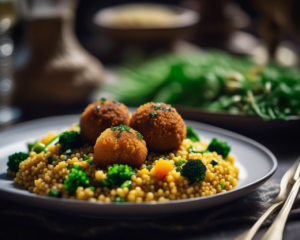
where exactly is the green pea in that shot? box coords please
[74,162,80,169]
[120,180,132,189]
[89,186,95,192]
[175,158,187,167]
[176,166,182,172]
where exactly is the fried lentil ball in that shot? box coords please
[130,102,186,152]
[94,126,147,168]
[80,99,131,144]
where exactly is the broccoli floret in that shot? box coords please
[58,131,82,152]
[64,168,90,194]
[7,152,29,173]
[207,138,231,158]
[107,164,135,186]
[181,159,207,183]
[186,126,200,142]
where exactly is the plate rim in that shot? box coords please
[0,115,277,207]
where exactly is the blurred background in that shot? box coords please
[1,0,300,136]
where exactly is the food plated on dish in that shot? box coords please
[7,100,239,203]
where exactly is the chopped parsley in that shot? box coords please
[220,182,225,190]
[124,125,131,132]
[153,105,171,112]
[150,112,158,118]
[137,131,143,139]
[111,124,132,139]
[100,97,107,101]
[111,126,117,131]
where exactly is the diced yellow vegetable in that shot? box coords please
[41,132,58,145]
[151,159,174,179]
[139,168,149,176]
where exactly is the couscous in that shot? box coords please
[7,101,239,203]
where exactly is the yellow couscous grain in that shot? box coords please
[14,138,238,203]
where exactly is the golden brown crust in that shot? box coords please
[130,102,186,152]
[94,128,147,168]
[80,100,131,144]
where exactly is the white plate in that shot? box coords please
[0,115,277,218]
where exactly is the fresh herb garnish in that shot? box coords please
[100,97,107,101]
[154,106,162,110]
[124,125,131,133]
[137,131,143,139]
[150,112,158,118]
[163,107,171,112]
[111,126,117,132]
[220,182,225,190]
[111,124,131,139]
